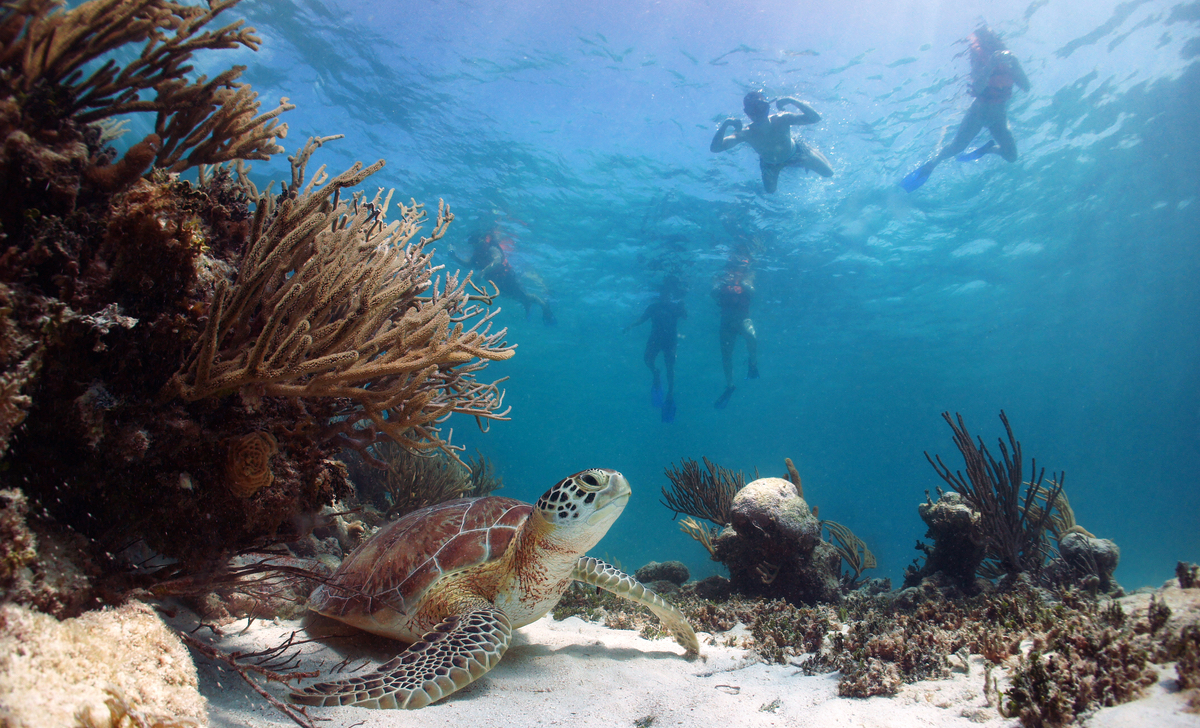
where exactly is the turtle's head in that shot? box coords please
[535,469,630,541]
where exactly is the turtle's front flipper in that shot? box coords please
[571,556,700,656]
[290,606,511,709]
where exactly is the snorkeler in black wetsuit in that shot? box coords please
[711,264,759,409]
[710,90,834,193]
[450,228,556,325]
[625,276,687,422]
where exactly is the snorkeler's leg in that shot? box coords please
[796,141,834,177]
[526,293,555,325]
[715,324,736,408]
[904,105,984,191]
[935,102,986,164]
[661,346,677,422]
[760,161,780,193]
[663,346,677,396]
[645,344,663,408]
[988,117,1018,162]
[743,319,759,379]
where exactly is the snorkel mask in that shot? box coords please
[743,90,771,119]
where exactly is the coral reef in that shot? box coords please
[665,456,873,605]
[0,600,207,727]
[1179,561,1200,590]
[0,0,514,580]
[924,411,1064,580]
[916,412,1123,597]
[0,488,97,617]
[904,489,988,594]
[714,476,842,605]
[635,560,690,586]
[165,136,514,458]
[224,430,277,497]
[550,557,1200,722]
[660,456,744,526]
[345,441,504,520]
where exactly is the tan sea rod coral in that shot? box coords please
[166,135,515,458]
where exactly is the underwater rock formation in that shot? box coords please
[903,489,988,595]
[0,488,97,618]
[1044,531,1122,594]
[636,560,690,586]
[0,600,207,727]
[713,477,841,605]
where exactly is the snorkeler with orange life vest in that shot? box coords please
[450,226,556,326]
[711,256,759,410]
[901,25,1030,192]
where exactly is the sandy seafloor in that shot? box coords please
[181,604,1200,728]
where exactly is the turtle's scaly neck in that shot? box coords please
[506,510,586,606]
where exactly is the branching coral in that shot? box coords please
[346,441,504,521]
[679,516,720,559]
[821,520,877,586]
[661,456,744,526]
[0,0,293,173]
[166,135,514,459]
[925,411,1064,578]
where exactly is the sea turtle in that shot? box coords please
[291,467,700,709]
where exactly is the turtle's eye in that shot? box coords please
[581,472,600,487]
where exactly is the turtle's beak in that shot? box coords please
[587,470,631,526]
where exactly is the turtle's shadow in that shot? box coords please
[506,637,688,663]
[296,614,686,673]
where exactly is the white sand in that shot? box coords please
[186,611,1200,728]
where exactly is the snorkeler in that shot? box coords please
[901,26,1031,192]
[450,227,556,325]
[710,90,834,193]
[624,276,688,423]
[711,262,758,409]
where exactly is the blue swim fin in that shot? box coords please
[661,396,676,423]
[650,384,664,409]
[650,371,664,408]
[714,386,735,409]
[901,162,934,192]
[957,140,996,162]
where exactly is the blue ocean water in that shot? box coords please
[221,0,1197,589]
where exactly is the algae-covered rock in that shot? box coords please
[1052,531,1122,594]
[904,490,988,594]
[714,477,841,605]
[635,560,690,586]
[0,601,206,727]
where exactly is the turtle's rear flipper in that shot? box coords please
[571,556,700,656]
[290,606,511,709]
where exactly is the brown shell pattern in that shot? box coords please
[313,496,531,618]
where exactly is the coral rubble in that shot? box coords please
[0,600,206,727]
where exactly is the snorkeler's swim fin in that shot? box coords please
[650,383,664,409]
[957,140,996,162]
[714,386,735,409]
[901,162,935,192]
[661,396,676,423]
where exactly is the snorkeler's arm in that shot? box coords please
[622,307,651,333]
[1006,53,1031,92]
[775,97,821,125]
[447,247,472,267]
[478,246,505,277]
[710,118,744,152]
